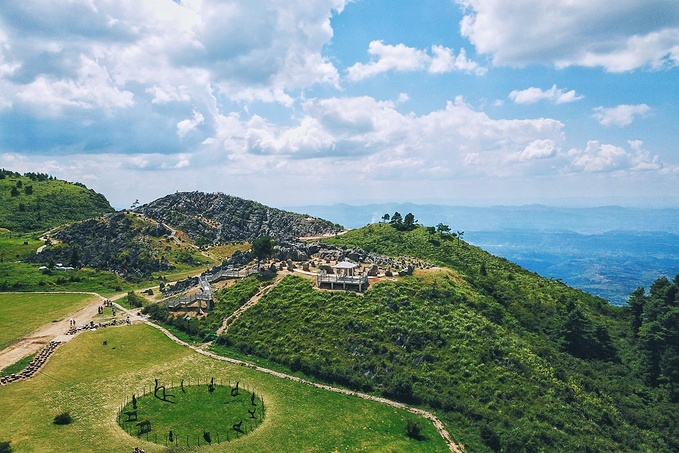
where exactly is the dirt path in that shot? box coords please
[214,275,284,336]
[297,229,349,241]
[0,291,130,369]
[36,226,61,254]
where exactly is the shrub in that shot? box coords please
[53,412,73,425]
[405,419,423,440]
[127,291,144,308]
[0,440,11,453]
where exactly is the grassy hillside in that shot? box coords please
[218,224,679,452]
[0,169,113,233]
[0,229,135,294]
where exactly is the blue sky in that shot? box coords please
[0,0,678,209]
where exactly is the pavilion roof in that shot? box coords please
[332,260,357,269]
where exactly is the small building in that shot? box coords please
[317,260,369,291]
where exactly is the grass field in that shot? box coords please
[118,384,263,446]
[0,232,42,261]
[0,324,449,452]
[0,293,97,350]
[0,262,136,295]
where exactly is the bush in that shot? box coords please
[0,440,11,453]
[405,419,423,440]
[126,291,144,308]
[53,412,73,425]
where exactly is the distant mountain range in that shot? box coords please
[284,203,679,234]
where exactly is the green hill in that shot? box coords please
[215,223,679,452]
[0,169,113,233]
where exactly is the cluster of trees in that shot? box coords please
[23,171,54,182]
[1,169,55,182]
[381,212,417,231]
[251,235,274,266]
[379,212,465,245]
[628,275,679,400]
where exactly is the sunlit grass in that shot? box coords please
[0,323,449,452]
[0,293,97,350]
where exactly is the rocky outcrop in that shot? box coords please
[28,212,175,281]
[136,191,341,244]
[273,241,399,266]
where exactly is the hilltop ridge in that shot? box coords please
[0,169,113,232]
[137,191,342,244]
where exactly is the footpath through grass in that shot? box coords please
[0,293,97,350]
[0,323,449,452]
[0,353,36,376]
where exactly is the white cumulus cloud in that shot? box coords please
[346,41,485,81]
[176,110,205,138]
[457,0,679,72]
[567,140,662,172]
[592,104,651,127]
[509,85,583,104]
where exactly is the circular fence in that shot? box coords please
[117,377,265,447]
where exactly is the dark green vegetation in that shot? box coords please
[627,276,679,400]
[0,169,113,233]
[30,212,211,281]
[251,235,274,265]
[144,276,265,341]
[125,291,145,308]
[118,384,262,445]
[53,412,73,425]
[219,223,679,452]
[137,191,342,244]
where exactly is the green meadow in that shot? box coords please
[0,293,97,350]
[0,324,449,452]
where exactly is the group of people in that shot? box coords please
[68,317,76,327]
[97,302,116,316]
[98,299,115,315]
[132,448,145,453]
